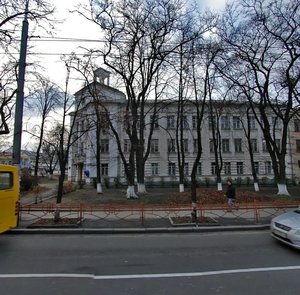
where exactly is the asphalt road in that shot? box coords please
[0,231,299,294]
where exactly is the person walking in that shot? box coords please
[225,179,237,211]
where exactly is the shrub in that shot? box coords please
[63,181,76,194]
[104,177,110,188]
[114,177,121,188]
[20,168,38,192]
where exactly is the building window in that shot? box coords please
[80,141,84,154]
[192,116,198,129]
[151,163,159,176]
[124,139,131,153]
[100,139,109,153]
[167,116,175,129]
[249,116,256,129]
[224,162,231,175]
[237,162,244,175]
[271,116,280,129]
[294,119,300,132]
[100,112,109,129]
[197,162,202,176]
[209,139,215,153]
[296,140,300,153]
[211,162,216,175]
[222,139,230,153]
[221,116,230,130]
[208,115,216,130]
[184,163,189,176]
[183,139,189,153]
[168,139,176,153]
[254,162,259,174]
[193,139,198,153]
[182,116,189,129]
[234,138,242,153]
[233,116,241,129]
[262,139,267,152]
[150,139,159,153]
[150,115,159,129]
[265,161,272,174]
[250,138,258,152]
[101,163,109,176]
[275,139,281,150]
[168,162,176,176]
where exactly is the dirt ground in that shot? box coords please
[29,178,300,206]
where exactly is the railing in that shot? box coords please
[18,202,299,228]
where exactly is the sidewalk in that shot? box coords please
[15,184,298,234]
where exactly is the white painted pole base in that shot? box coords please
[254,182,259,192]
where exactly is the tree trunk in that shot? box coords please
[137,183,147,194]
[97,182,103,194]
[179,183,184,192]
[277,183,289,196]
[253,182,260,192]
[126,185,138,199]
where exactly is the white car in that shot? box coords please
[270,208,300,249]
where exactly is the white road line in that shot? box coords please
[1,266,300,280]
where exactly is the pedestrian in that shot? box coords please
[225,179,237,211]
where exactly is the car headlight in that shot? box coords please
[294,230,300,235]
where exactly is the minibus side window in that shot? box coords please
[0,172,13,190]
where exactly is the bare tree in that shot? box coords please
[25,77,62,176]
[0,62,17,135]
[40,131,59,179]
[218,0,300,195]
[0,0,54,140]
[0,0,54,51]
[78,0,199,197]
[54,61,91,221]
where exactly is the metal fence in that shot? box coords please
[18,202,300,228]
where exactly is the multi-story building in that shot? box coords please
[68,68,295,186]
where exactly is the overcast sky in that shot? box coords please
[20,0,226,149]
[28,0,226,93]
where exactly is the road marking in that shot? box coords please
[1,266,300,280]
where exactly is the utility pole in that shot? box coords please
[12,0,29,166]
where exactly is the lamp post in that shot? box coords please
[12,0,29,166]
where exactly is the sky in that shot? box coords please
[15,0,226,149]
[29,0,226,94]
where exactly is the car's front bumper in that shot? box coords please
[271,223,300,250]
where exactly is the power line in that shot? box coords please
[28,36,106,43]
[0,52,99,56]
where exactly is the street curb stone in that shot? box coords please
[8,224,270,235]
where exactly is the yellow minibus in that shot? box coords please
[0,165,19,233]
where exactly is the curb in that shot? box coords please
[8,224,270,235]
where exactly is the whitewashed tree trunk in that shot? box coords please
[254,182,260,192]
[97,183,103,194]
[277,183,290,196]
[179,183,184,192]
[217,182,223,191]
[137,183,147,194]
[126,186,138,199]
